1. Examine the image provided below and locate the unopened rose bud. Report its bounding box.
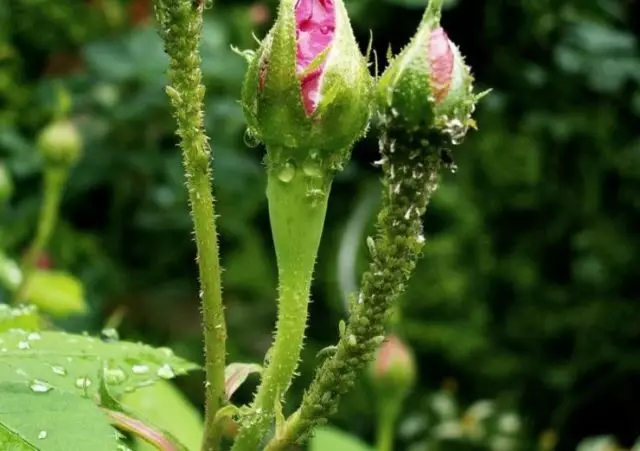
[370,335,416,399]
[241,0,371,174]
[376,0,482,147]
[0,162,13,206]
[37,119,83,167]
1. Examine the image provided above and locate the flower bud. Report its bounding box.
[0,162,14,206]
[369,335,416,400]
[376,0,481,147]
[241,0,371,172]
[36,119,83,167]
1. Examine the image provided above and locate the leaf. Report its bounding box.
[0,382,117,451]
[122,380,203,451]
[0,304,41,333]
[0,330,200,398]
[23,270,88,317]
[224,362,262,399]
[309,426,374,451]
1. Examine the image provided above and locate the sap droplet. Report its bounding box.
[243,128,261,148]
[157,363,175,379]
[100,328,120,342]
[104,367,127,385]
[38,430,48,440]
[75,377,92,389]
[27,332,41,341]
[18,341,30,350]
[277,162,296,183]
[302,157,323,178]
[30,379,53,393]
[51,365,67,376]
[132,364,150,374]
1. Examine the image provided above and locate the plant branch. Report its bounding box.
[231,169,331,451]
[264,128,444,450]
[152,1,227,450]
[13,167,66,303]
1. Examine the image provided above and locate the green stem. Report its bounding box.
[13,167,66,303]
[231,170,330,451]
[152,1,227,449]
[376,398,401,451]
[263,136,442,451]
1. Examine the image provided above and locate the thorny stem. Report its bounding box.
[231,170,331,451]
[152,1,226,450]
[264,127,444,450]
[13,167,66,303]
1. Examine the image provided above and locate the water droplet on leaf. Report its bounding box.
[157,363,175,379]
[51,365,67,376]
[104,367,127,385]
[132,364,149,374]
[75,377,92,389]
[100,328,120,342]
[30,379,52,393]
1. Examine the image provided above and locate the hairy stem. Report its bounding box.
[13,167,66,303]
[231,170,330,451]
[264,130,443,450]
[152,2,226,450]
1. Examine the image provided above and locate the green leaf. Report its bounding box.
[0,382,117,451]
[122,380,203,451]
[0,330,200,398]
[0,304,41,333]
[23,270,88,317]
[309,426,373,451]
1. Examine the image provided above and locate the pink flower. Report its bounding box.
[428,27,454,105]
[295,0,336,114]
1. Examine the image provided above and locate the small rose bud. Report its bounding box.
[376,0,481,147]
[370,335,416,400]
[37,119,83,167]
[0,162,14,206]
[241,0,371,173]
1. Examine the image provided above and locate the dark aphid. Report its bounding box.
[439,148,454,166]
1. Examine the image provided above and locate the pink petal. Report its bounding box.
[295,0,336,114]
[428,27,454,104]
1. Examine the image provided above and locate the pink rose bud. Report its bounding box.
[376,0,483,147]
[240,0,371,177]
[370,335,416,399]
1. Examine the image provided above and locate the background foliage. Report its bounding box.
[1,0,639,450]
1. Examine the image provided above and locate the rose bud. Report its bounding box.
[241,0,371,174]
[376,0,484,147]
[37,119,83,167]
[369,335,416,400]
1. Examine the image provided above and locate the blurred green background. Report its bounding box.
[1,0,639,450]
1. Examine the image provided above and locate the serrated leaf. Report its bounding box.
[122,381,203,451]
[0,330,200,398]
[0,304,41,332]
[224,362,262,399]
[309,426,374,451]
[0,382,117,451]
[23,270,88,317]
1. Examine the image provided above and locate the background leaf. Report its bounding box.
[0,382,117,451]
[309,426,374,451]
